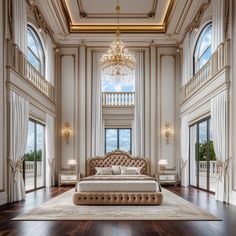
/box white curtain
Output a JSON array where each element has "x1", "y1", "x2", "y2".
[
  {"x1": 180, "y1": 115, "x2": 189, "y2": 186},
  {"x1": 133, "y1": 51, "x2": 145, "y2": 156},
  {"x1": 91, "y1": 51, "x2": 104, "y2": 157},
  {"x1": 211, "y1": 90, "x2": 229, "y2": 202},
  {"x1": 45, "y1": 114, "x2": 55, "y2": 187},
  {"x1": 8, "y1": 91, "x2": 29, "y2": 202},
  {"x1": 45, "y1": 35, "x2": 55, "y2": 86},
  {"x1": 212, "y1": 0, "x2": 225, "y2": 51},
  {"x1": 12, "y1": 0, "x2": 27, "y2": 54}
]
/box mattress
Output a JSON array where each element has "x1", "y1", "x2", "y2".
[{"x1": 77, "y1": 175, "x2": 160, "y2": 192}]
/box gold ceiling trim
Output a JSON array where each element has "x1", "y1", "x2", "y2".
[
  {"x1": 70, "y1": 24, "x2": 165, "y2": 33},
  {"x1": 61, "y1": 0, "x2": 174, "y2": 33},
  {"x1": 77, "y1": 0, "x2": 157, "y2": 19}
]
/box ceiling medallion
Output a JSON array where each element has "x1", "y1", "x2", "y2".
[{"x1": 100, "y1": 2, "x2": 136, "y2": 78}]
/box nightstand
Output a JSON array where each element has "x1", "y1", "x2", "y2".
[
  {"x1": 156, "y1": 173, "x2": 178, "y2": 186},
  {"x1": 58, "y1": 172, "x2": 80, "y2": 186}
]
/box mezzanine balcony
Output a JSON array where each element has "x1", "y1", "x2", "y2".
[
  {"x1": 7, "y1": 39, "x2": 54, "y2": 102},
  {"x1": 102, "y1": 92, "x2": 135, "y2": 107},
  {"x1": 180, "y1": 40, "x2": 230, "y2": 104}
]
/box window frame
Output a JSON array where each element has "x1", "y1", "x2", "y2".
[
  {"x1": 27, "y1": 25, "x2": 45, "y2": 75},
  {"x1": 193, "y1": 23, "x2": 212, "y2": 75},
  {"x1": 105, "y1": 128, "x2": 132, "y2": 154}
]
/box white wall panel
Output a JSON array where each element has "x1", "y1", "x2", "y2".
[
  {"x1": 61, "y1": 55, "x2": 75, "y2": 168},
  {"x1": 160, "y1": 55, "x2": 175, "y2": 168}
]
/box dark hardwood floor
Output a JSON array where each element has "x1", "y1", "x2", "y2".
[{"x1": 0, "y1": 186, "x2": 236, "y2": 236}]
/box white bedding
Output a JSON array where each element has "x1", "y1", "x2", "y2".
[{"x1": 77, "y1": 175, "x2": 159, "y2": 192}]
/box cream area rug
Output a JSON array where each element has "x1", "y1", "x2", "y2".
[{"x1": 13, "y1": 188, "x2": 218, "y2": 221}]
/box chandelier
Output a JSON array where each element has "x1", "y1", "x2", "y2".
[{"x1": 100, "y1": 3, "x2": 136, "y2": 77}]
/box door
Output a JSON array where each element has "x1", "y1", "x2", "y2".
[
  {"x1": 24, "y1": 120, "x2": 45, "y2": 191},
  {"x1": 189, "y1": 118, "x2": 216, "y2": 192}
]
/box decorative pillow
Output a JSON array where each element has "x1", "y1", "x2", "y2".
[
  {"x1": 95, "y1": 167, "x2": 113, "y2": 175},
  {"x1": 120, "y1": 166, "x2": 141, "y2": 175},
  {"x1": 111, "y1": 165, "x2": 121, "y2": 175}
]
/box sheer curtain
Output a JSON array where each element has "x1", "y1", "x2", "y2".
[
  {"x1": 180, "y1": 115, "x2": 189, "y2": 186},
  {"x1": 133, "y1": 51, "x2": 145, "y2": 156},
  {"x1": 12, "y1": 0, "x2": 27, "y2": 54},
  {"x1": 211, "y1": 90, "x2": 229, "y2": 202},
  {"x1": 45, "y1": 114, "x2": 55, "y2": 187},
  {"x1": 91, "y1": 51, "x2": 104, "y2": 156},
  {"x1": 8, "y1": 91, "x2": 29, "y2": 202}
]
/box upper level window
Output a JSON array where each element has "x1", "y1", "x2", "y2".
[
  {"x1": 193, "y1": 23, "x2": 212, "y2": 74},
  {"x1": 27, "y1": 26, "x2": 45, "y2": 75}
]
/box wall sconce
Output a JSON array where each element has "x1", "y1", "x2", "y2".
[
  {"x1": 67, "y1": 159, "x2": 77, "y2": 172},
  {"x1": 163, "y1": 122, "x2": 174, "y2": 145},
  {"x1": 62, "y1": 122, "x2": 72, "y2": 144},
  {"x1": 158, "y1": 159, "x2": 168, "y2": 174}
]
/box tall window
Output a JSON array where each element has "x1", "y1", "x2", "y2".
[
  {"x1": 24, "y1": 120, "x2": 45, "y2": 192},
  {"x1": 193, "y1": 23, "x2": 212, "y2": 74},
  {"x1": 27, "y1": 25, "x2": 45, "y2": 75},
  {"x1": 105, "y1": 128, "x2": 132, "y2": 154}
]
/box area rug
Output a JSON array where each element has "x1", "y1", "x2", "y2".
[{"x1": 13, "y1": 188, "x2": 219, "y2": 221}]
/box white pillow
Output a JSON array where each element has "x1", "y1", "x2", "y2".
[
  {"x1": 95, "y1": 167, "x2": 113, "y2": 175},
  {"x1": 111, "y1": 165, "x2": 121, "y2": 175},
  {"x1": 120, "y1": 166, "x2": 141, "y2": 175}
]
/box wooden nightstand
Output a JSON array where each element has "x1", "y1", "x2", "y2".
[
  {"x1": 58, "y1": 172, "x2": 80, "y2": 186},
  {"x1": 156, "y1": 173, "x2": 178, "y2": 186}
]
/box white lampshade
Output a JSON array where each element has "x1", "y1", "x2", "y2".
[
  {"x1": 158, "y1": 159, "x2": 168, "y2": 165},
  {"x1": 67, "y1": 159, "x2": 77, "y2": 166}
]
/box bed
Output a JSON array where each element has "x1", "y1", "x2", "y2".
[{"x1": 73, "y1": 150, "x2": 163, "y2": 205}]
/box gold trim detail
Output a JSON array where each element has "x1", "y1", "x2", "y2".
[
  {"x1": 185, "y1": 0, "x2": 211, "y2": 33},
  {"x1": 76, "y1": 0, "x2": 158, "y2": 19},
  {"x1": 61, "y1": 0, "x2": 175, "y2": 33},
  {"x1": 26, "y1": 0, "x2": 55, "y2": 41}
]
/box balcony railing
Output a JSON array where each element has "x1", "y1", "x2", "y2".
[
  {"x1": 199, "y1": 160, "x2": 217, "y2": 176},
  {"x1": 180, "y1": 40, "x2": 230, "y2": 104},
  {"x1": 7, "y1": 39, "x2": 54, "y2": 101},
  {"x1": 102, "y1": 92, "x2": 135, "y2": 107}
]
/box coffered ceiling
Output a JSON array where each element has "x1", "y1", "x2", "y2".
[
  {"x1": 35, "y1": 0, "x2": 208, "y2": 45},
  {"x1": 61, "y1": 0, "x2": 174, "y2": 33}
]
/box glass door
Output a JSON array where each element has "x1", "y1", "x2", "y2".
[
  {"x1": 198, "y1": 120, "x2": 208, "y2": 190},
  {"x1": 189, "y1": 118, "x2": 216, "y2": 192},
  {"x1": 24, "y1": 120, "x2": 45, "y2": 191}
]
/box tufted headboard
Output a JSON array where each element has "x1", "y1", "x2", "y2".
[{"x1": 87, "y1": 150, "x2": 148, "y2": 176}]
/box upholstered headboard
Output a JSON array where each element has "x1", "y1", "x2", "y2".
[{"x1": 87, "y1": 150, "x2": 148, "y2": 176}]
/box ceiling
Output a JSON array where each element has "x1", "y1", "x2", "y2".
[
  {"x1": 61, "y1": 0, "x2": 174, "y2": 33},
  {"x1": 35, "y1": 0, "x2": 208, "y2": 45}
]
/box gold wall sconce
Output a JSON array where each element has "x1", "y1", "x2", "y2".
[
  {"x1": 163, "y1": 122, "x2": 174, "y2": 145},
  {"x1": 62, "y1": 122, "x2": 72, "y2": 144}
]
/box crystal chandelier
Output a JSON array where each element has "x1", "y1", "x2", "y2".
[{"x1": 100, "y1": 2, "x2": 136, "y2": 77}]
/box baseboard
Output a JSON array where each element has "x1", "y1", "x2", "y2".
[{"x1": 0, "y1": 191, "x2": 7, "y2": 205}]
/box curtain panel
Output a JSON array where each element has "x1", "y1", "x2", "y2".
[
  {"x1": 211, "y1": 90, "x2": 229, "y2": 202},
  {"x1": 45, "y1": 114, "x2": 55, "y2": 187},
  {"x1": 91, "y1": 51, "x2": 104, "y2": 157},
  {"x1": 8, "y1": 91, "x2": 29, "y2": 202},
  {"x1": 12, "y1": 0, "x2": 27, "y2": 54},
  {"x1": 133, "y1": 51, "x2": 145, "y2": 157},
  {"x1": 180, "y1": 115, "x2": 189, "y2": 186}
]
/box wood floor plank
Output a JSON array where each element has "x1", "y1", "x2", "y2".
[{"x1": 0, "y1": 186, "x2": 236, "y2": 236}]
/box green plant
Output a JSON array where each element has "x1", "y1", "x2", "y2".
[{"x1": 25, "y1": 149, "x2": 42, "y2": 161}]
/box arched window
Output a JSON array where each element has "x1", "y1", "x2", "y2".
[
  {"x1": 193, "y1": 23, "x2": 212, "y2": 74},
  {"x1": 27, "y1": 25, "x2": 45, "y2": 75}
]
